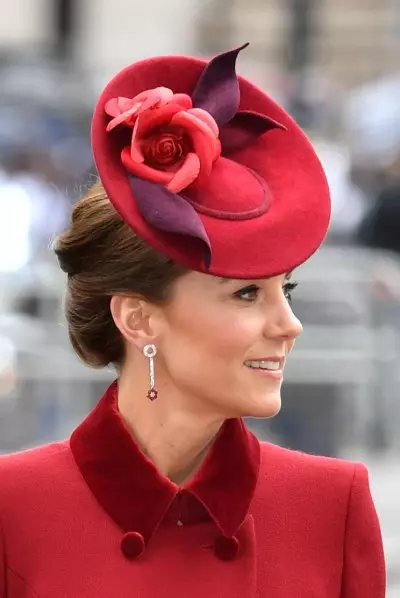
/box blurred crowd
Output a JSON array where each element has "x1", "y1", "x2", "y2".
[
  {"x1": 0, "y1": 1, "x2": 399, "y2": 590},
  {"x1": 0, "y1": 0, "x2": 399, "y2": 453},
  {"x1": 0, "y1": 0, "x2": 399, "y2": 451}
]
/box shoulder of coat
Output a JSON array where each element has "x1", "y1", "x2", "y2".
[{"x1": 257, "y1": 440, "x2": 357, "y2": 486}]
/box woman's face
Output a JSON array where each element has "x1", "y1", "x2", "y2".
[{"x1": 154, "y1": 271, "x2": 303, "y2": 420}]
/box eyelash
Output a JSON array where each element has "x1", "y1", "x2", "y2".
[
  {"x1": 283, "y1": 282, "x2": 298, "y2": 303},
  {"x1": 234, "y1": 282, "x2": 298, "y2": 303}
]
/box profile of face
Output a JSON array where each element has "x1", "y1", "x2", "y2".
[{"x1": 115, "y1": 271, "x2": 303, "y2": 422}]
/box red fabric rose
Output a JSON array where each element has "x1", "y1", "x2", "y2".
[{"x1": 105, "y1": 88, "x2": 221, "y2": 193}]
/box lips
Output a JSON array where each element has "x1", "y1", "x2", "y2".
[{"x1": 243, "y1": 357, "x2": 285, "y2": 371}]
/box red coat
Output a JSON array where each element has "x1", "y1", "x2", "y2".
[{"x1": 0, "y1": 382, "x2": 386, "y2": 597}]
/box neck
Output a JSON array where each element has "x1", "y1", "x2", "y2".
[{"x1": 117, "y1": 372, "x2": 224, "y2": 485}]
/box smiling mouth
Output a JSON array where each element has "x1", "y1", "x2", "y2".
[{"x1": 243, "y1": 359, "x2": 283, "y2": 371}]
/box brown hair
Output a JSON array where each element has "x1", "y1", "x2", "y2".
[{"x1": 53, "y1": 182, "x2": 187, "y2": 368}]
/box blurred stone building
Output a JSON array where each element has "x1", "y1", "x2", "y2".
[
  {"x1": 197, "y1": 0, "x2": 400, "y2": 89},
  {"x1": 0, "y1": 0, "x2": 198, "y2": 95},
  {"x1": 1, "y1": 0, "x2": 399, "y2": 91}
]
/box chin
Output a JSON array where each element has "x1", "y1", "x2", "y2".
[{"x1": 236, "y1": 391, "x2": 282, "y2": 419}]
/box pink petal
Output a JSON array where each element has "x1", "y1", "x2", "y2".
[
  {"x1": 167, "y1": 153, "x2": 201, "y2": 192},
  {"x1": 190, "y1": 130, "x2": 213, "y2": 186},
  {"x1": 171, "y1": 111, "x2": 220, "y2": 158},
  {"x1": 154, "y1": 87, "x2": 175, "y2": 105},
  {"x1": 133, "y1": 87, "x2": 173, "y2": 107},
  {"x1": 121, "y1": 148, "x2": 174, "y2": 185},
  {"x1": 172, "y1": 94, "x2": 193, "y2": 110},
  {"x1": 130, "y1": 117, "x2": 144, "y2": 163},
  {"x1": 171, "y1": 110, "x2": 217, "y2": 140},
  {"x1": 187, "y1": 108, "x2": 219, "y2": 137},
  {"x1": 137, "y1": 104, "x2": 183, "y2": 137},
  {"x1": 117, "y1": 97, "x2": 138, "y2": 113},
  {"x1": 213, "y1": 138, "x2": 222, "y2": 161},
  {"x1": 106, "y1": 106, "x2": 140, "y2": 132},
  {"x1": 160, "y1": 86, "x2": 174, "y2": 98},
  {"x1": 105, "y1": 97, "x2": 133, "y2": 117},
  {"x1": 106, "y1": 113, "x2": 129, "y2": 132},
  {"x1": 138, "y1": 95, "x2": 162, "y2": 113}
]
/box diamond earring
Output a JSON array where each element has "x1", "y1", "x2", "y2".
[{"x1": 143, "y1": 344, "x2": 158, "y2": 401}]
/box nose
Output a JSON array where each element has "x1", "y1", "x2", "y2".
[{"x1": 263, "y1": 298, "x2": 303, "y2": 341}]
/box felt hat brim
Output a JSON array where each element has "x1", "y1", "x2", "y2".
[{"x1": 92, "y1": 52, "x2": 330, "y2": 279}]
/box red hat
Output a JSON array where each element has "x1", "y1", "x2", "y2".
[{"x1": 91, "y1": 44, "x2": 330, "y2": 279}]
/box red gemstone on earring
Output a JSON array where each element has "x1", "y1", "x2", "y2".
[{"x1": 147, "y1": 388, "x2": 158, "y2": 401}]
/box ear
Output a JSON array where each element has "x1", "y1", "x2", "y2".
[{"x1": 110, "y1": 295, "x2": 159, "y2": 350}]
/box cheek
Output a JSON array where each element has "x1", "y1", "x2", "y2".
[{"x1": 163, "y1": 302, "x2": 263, "y2": 364}]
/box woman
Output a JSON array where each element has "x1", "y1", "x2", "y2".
[{"x1": 0, "y1": 45, "x2": 385, "y2": 597}]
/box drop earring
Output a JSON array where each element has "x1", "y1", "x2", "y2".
[{"x1": 143, "y1": 344, "x2": 158, "y2": 401}]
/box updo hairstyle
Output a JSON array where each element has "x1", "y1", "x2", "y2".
[{"x1": 53, "y1": 183, "x2": 187, "y2": 368}]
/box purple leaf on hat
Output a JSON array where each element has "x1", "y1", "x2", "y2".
[
  {"x1": 191, "y1": 43, "x2": 249, "y2": 127},
  {"x1": 220, "y1": 110, "x2": 287, "y2": 156},
  {"x1": 128, "y1": 175, "x2": 212, "y2": 268}
]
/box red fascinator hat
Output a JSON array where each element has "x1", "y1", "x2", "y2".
[{"x1": 92, "y1": 44, "x2": 330, "y2": 279}]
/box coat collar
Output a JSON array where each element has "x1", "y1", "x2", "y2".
[{"x1": 70, "y1": 381, "x2": 261, "y2": 545}]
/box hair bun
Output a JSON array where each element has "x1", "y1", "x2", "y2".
[
  {"x1": 53, "y1": 242, "x2": 88, "y2": 276},
  {"x1": 52, "y1": 183, "x2": 187, "y2": 369},
  {"x1": 54, "y1": 249, "x2": 77, "y2": 276}
]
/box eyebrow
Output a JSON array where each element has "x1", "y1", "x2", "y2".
[{"x1": 218, "y1": 270, "x2": 294, "y2": 284}]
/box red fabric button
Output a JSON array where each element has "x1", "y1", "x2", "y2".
[
  {"x1": 213, "y1": 535, "x2": 240, "y2": 561},
  {"x1": 121, "y1": 532, "x2": 145, "y2": 559}
]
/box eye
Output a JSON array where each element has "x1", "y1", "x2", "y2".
[
  {"x1": 234, "y1": 284, "x2": 260, "y2": 302},
  {"x1": 283, "y1": 281, "x2": 298, "y2": 303}
]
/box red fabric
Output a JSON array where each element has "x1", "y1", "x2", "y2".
[
  {"x1": 0, "y1": 383, "x2": 386, "y2": 597},
  {"x1": 0, "y1": 519, "x2": 4, "y2": 598},
  {"x1": 69, "y1": 381, "x2": 261, "y2": 543},
  {"x1": 92, "y1": 53, "x2": 331, "y2": 279},
  {"x1": 184, "y1": 157, "x2": 270, "y2": 219},
  {"x1": 341, "y1": 465, "x2": 387, "y2": 596}
]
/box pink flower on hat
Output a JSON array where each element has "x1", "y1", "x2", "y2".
[
  {"x1": 105, "y1": 87, "x2": 192, "y2": 131},
  {"x1": 105, "y1": 88, "x2": 221, "y2": 193}
]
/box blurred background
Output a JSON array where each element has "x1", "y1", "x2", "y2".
[{"x1": 0, "y1": 0, "x2": 399, "y2": 592}]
